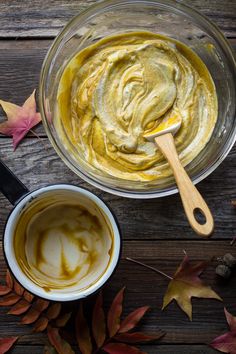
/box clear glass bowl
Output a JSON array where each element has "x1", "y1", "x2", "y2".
[{"x1": 39, "y1": 0, "x2": 236, "y2": 199}]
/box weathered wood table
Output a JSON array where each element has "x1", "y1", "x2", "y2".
[{"x1": 0, "y1": 1, "x2": 235, "y2": 353}]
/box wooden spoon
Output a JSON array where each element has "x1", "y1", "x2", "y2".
[{"x1": 144, "y1": 115, "x2": 214, "y2": 237}]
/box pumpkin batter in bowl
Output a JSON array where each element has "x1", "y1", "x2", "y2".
[{"x1": 56, "y1": 31, "x2": 217, "y2": 182}]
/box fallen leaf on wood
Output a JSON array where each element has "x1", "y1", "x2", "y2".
[
  {"x1": 92, "y1": 292, "x2": 106, "y2": 348},
  {"x1": 23, "y1": 290, "x2": 34, "y2": 303},
  {"x1": 35, "y1": 299, "x2": 50, "y2": 312},
  {"x1": 103, "y1": 342, "x2": 146, "y2": 354},
  {"x1": 0, "y1": 90, "x2": 41, "y2": 150},
  {"x1": 210, "y1": 308, "x2": 236, "y2": 353},
  {"x1": 76, "y1": 303, "x2": 92, "y2": 354},
  {"x1": 0, "y1": 286, "x2": 11, "y2": 296},
  {"x1": 0, "y1": 337, "x2": 18, "y2": 354},
  {"x1": 55, "y1": 312, "x2": 72, "y2": 328},
  {"x1": 8, "y1": 299, "x2": 31, "y2": 315},
  {"x1": 5, "y1": 271, "x2": 13, "y2": 289},
  {"x1": 13, "y1": 280, "x2": 24, "y2": 296},
  {"x1": 21, "y1": 307, "x2": 40, "y2": 324},
  {"x1": 0, "y1": 293, "x2": 21, "y2": 306},
  {"x1": 47, "y1": 327, "x2": 75, "y2": 354},
  {"x1": 46, "y1": 303, "x2": 62, "y2": 320},
  {"x1": 107, "y1": 287, "x2": 125, "y2": 337},
  {"x1": 33, "y1": 316, "x2": 49, "y2": 333},
  {"x1": 118, "y1": 306, "x2": 149, "y2": 333},
  {"x1": 162, "y1": 254, "x2": 222, "y2": 319}
]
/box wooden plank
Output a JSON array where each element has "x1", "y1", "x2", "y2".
[
  {"x1": 9, "y1": 344, "x2": 217, "y2": 354},
  {"x1": 0, "y1": 240, "x2": 235, "y2": 344},
  {"x1": 0, "y1": 138, "x2": 235, "y2": 240},
  {"x1": 0, "y1": 0, "x2": 235, "y2": 38}
]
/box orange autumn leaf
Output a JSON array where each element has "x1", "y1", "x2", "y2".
[
  {"x1": 107, "y1": 287, "x2": 125, "y2": 337},
  {"x1": 0, "y1": 90, "x2": 41, "y2": 150},
  {"x1": 162, "y1": 254, "x2": 222, "y2": 320},
  {"x1": 118, "y1": 306, "x2": 150, "y2": 333},
  {"x1": 92, "y1": 292, "x2": 106, "y2": 348},
  {"x1": 8, "y1": 299, "x2": 31, "y2": 315},
  {"x1": 47, "y1": 327, "x2": 75, "y2": 354},
  {"x1": 210, "y1": 308, "x2": 236, "y2": 353},
  {"x1": 0, "y1": 337, "x2": 18, "y2": 354}
]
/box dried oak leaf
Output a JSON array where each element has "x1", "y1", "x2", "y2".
[
  {"x1": 210, "y1": 308, "x2": 236, "y2": 353},
  {"x1": 76, "y1": 303, "x2": 92, "y2": 354},
  {"x1": 47, "y1": 327, "x2": 75, "y2": 354},
  {"x1": 0, "y1": 337, "x2": 18, "y2": 354},
  {"x1": 107, "y1": 287, "x2": 125, "y2": 337},
  {"x1": 0, "y1": 90, "x2": 41, "y2": 150},
  {"x1": 162, "y1": 254, "x2": 222, "y2": 320}
]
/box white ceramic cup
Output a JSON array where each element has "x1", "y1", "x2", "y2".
[{"x1": 0, "y1": 160, "x2": 121, "y2": 302}]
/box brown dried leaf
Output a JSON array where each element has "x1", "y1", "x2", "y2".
[
  {"x1": 103, "y1": 342, "x2": 146, "y2": 354},
  {"x1": 0, "y1": 293, "x2": 21, "y2": 306},
  {"x1": 5, "y1": 271, "x2": 13, "y2": 289},
  {"x1": 21, "y1": 307, "x2": 40, "y2": 324},
  {"x1": 8, "y1": 299, "x2": 31, "y2": 315},
  {"x1": 119, "y1": 306, "x2": 150, "y2": 333},
  {"x1": 55, "y1": 313, "x2": 72, "y2": 328},
  {"x1": 76, "y1": 303, "x2": 92, "y2": 354},
  {"x1": 35, "y1": 298, "x2": 50, "y2": 312},
  {"x1": 92, "y1": 292, "x2": 106, "y2": 348},
  {"x1": 162, "y1": 254, "x2": 222, "y2": 320},
  {"x1": 13, "y1": 280, "x2": 24, "y2": 296},
  {"x1": 46, "y1": 303, "x2": 62, "y2": 320},
  {"x1": 33, "y1": 316, "x2": 49, "y2": 332},
  {"x1": 0, "y1": 285, "x2": 11, "y2": 296},
  {"x1": 107, "y1": 287, "x2": 125, "y2": 337},
  {"x1": 23, "y1": 290, "x2": 34, "y2": 303},
  {"x1": 0, "y1": 337, "x2": 18, "y2": 354},
  {"x1": 47, "y1": 326, "x2": 75, "y2": 354},
  {"x1": 114, "y1": 331, "x2": 164, "y2": 343}
]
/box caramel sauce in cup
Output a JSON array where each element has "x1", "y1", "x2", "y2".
[{"x1": 4, "y1": 185, "x2": 120, "y2": 301}]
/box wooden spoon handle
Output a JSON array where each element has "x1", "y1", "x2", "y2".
[{"x1": 155, "y1": 133, "x2": 214, "y2": 237}]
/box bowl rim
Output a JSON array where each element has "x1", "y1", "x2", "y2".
[{"x1": 39, "y1": 0, "x2": 236, "y2": 199}]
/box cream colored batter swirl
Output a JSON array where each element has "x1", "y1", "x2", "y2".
[{"x1": 57, "y1": 32, "x2": 217, "y2": 181}]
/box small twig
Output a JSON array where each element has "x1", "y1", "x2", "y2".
[
  {"x1": 230, "y1": 236, "x2": 236, "y2": 246},
  {"x1": 126, "y1": 257, "x2": 173, "y2": 280},
  {"x1": 30, "y1": 129, "x2": 48, "y2": 151}
]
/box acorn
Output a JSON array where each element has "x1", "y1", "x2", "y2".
[
  {"x1": 223, "y1": 253, "x2": 236, "y2": 268},
  {"x1": 215, "y1": 264, "x2": 231, "y2": 279}
]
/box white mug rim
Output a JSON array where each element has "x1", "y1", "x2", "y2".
[{"x1": 3, "y1": 184, "x2": 121, "y2": 301}]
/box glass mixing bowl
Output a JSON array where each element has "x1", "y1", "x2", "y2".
[{"x1": 39, "y1": 0, "x2": 236, "y2": 198}]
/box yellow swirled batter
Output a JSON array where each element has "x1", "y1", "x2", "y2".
[{"x1": 56, "y1": 32, "x2": 217, "y2": 181}]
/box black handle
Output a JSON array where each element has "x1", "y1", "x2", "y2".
[{"x1": 0, "y1": 159, "x2": 29, "y2": 205}]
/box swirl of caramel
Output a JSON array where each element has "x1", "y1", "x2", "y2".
[{"x1": 56, "y1": 32, "x2": 217, "y2": 181}]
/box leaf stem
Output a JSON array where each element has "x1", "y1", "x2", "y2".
[{"x1": 126, "y1": 257, "x2": 173, "y2": 280}]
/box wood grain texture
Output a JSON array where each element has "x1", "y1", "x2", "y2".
[
  {"x1": 8, "y1": 344, "x2": 218, "y2": 354},
  {"x1": 0, "y1": 0, "x2": 235, "y2": 37},
  {"x1": 0, "y1": 240, "x2": 235, "y2": 345},
  {"x1": 0, "y1": 1, "x2": 235, "y2": 353},
  {"x1": 0, "y1": 139, "x2": 235, "y2": 241}
]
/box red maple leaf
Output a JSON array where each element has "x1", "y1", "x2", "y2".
[
  {"x1": 210, "y1": 308, "x2": 236, "y2": 353},
  {"x1": 0, "y1": 90, "x2": 41, "y2": 150}
]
